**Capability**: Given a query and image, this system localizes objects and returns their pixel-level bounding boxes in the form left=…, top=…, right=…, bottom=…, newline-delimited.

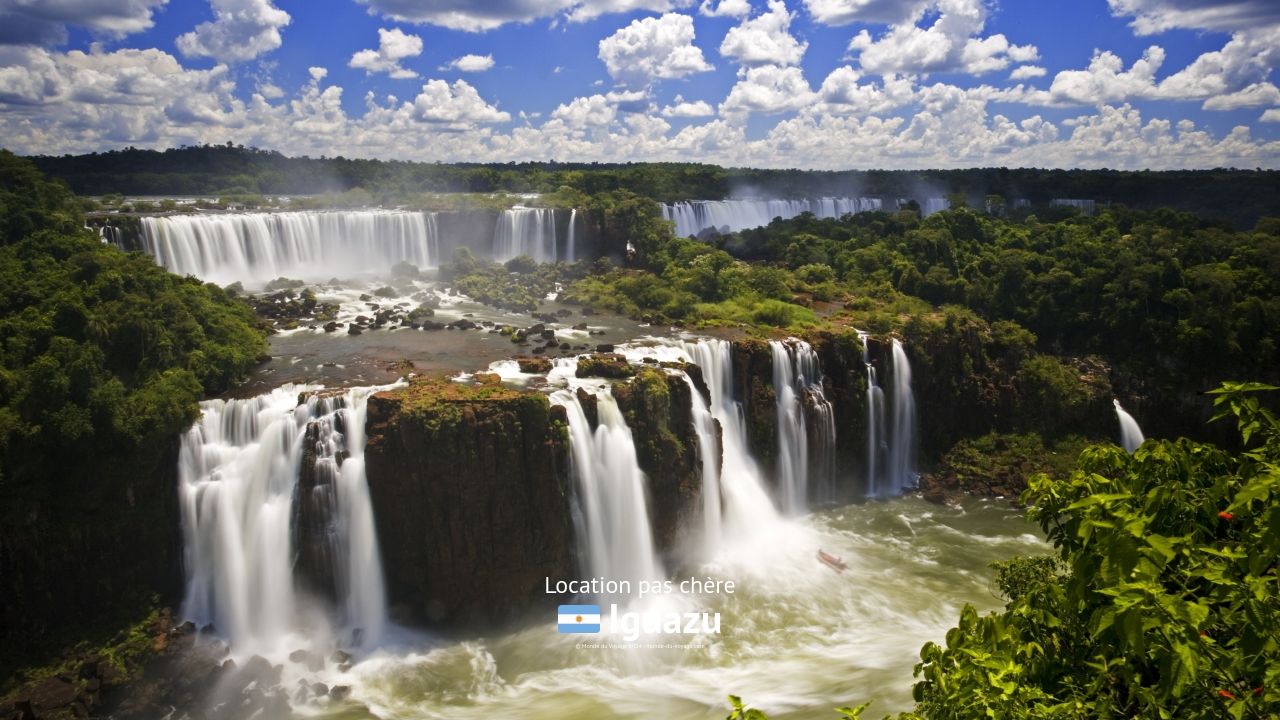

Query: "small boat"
left=817, top=549, right=848, bottom=573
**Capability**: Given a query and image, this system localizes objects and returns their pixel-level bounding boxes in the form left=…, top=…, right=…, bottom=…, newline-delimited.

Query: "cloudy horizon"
left=0, top=0, right=1277, bottom=169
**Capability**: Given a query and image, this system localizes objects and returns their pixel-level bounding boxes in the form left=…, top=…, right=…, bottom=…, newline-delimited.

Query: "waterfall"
left=769, top=339, right=837, bottom=512
left=661, top=197, right=883, bottom=237
left=1114, top=399, right=1146, bottom=454
left=553, top=388, right=663, bottom=595
left=888, top=339, right=918, bottom=494
left=137, top=210, right=440, bottom=285
left=493, top=207, right=558, bottom=263
left=675, top=372, right=723, bottom=550
left=678, top=339, right=780, bottom=536
left=565, top=208, right=576, bottom=262
left=1051, top=198, right=1097, bottom=214
left=921, top=198, right=948, bottom=216
left=177, top=383, right=395, bottom=652
left=859, top=331, right=887, bottom=497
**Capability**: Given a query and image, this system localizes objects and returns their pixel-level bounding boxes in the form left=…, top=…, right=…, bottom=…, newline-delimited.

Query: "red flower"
left=1218, top=689, right=1236, bottom=700
left=1218, top=511, right=1234, bottom=521
left=1254, top=687, right=1264, bottom=697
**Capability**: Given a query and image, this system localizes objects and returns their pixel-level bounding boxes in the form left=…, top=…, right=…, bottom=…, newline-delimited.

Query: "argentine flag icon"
left=558, top=604, right=601, bottom=633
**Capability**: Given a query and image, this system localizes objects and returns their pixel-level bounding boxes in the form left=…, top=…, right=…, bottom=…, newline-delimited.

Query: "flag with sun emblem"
left=557, top=604, right=601, bottom=633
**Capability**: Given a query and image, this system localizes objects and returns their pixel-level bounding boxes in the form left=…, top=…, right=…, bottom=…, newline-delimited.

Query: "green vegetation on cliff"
left=0, top=152, right=267, bottom=678
left=730, top=383, right=1280, bottom=720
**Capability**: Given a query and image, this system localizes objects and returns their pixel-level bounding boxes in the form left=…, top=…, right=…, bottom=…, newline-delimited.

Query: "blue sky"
left=0, top=0, right=1277, bottom=168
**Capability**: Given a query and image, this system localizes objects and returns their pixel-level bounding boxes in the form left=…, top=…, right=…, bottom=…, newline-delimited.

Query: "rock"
left=329, top=686, right=351, bottom=701
left=595, top=344, right=615, bottom=353
left=347, top=326, right=362, bottom=336
left=572, top=323, right=588, bottom=331
left=329, top=650, right=352, bottom=665
left=26, top=676, right=78, bottom=714
left=527, top=324, right=545, bottom=336
left=576, top=353, right=634, bottom=379
left=288, top=649, right=324, bottom=672
left=474, top=372, right=502, bottom=386
left=449, top=319, right=477, bottom=330
left=364, top=378, right=573, bottom=628
left=556, top=309, right=572, bottom=317
left=323, top=322, right=340, bottom=332
left=421, top=321, right=444, bottom=330
left=310, top=682, right=329, bottom=698
left=359, top=294, right=372, bottom=301
left=516, top=357, right=552, bottom=374
left=540, top=329, right=556, bottom=340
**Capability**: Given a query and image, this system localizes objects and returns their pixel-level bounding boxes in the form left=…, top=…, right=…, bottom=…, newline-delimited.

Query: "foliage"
left=906, top=382, right=1280, bottom=719
left=933, top=432, right=1088, bottom=497
left=0, top=155, right=267, bottom=514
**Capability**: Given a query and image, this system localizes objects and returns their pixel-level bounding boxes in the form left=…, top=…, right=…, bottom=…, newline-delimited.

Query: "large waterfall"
left=888, top=339, right=918, bottom=493
left=494, top=207, right=558, bottom=263
left=177, top=383, right=395, bottom=653
left=138, top=211, right=440, bottom=285
left=1114, top=399, right=1146, bottom=453
left=678, top=339, right=781, bottom=544
left=662, top=197, right=882, bottom=237
left=566, top=208, right=577, bottom=263
left=859, top=334, right=917, bottom=497
left=554, top=387, right=664, bottom=595
left=769, top=339, right=836, bottom=511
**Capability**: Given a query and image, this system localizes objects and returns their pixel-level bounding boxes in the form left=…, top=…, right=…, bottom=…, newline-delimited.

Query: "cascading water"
left=677, top=339, right=781, bottom=539
left=888, top=339, right=918, bottom=494
left=921, top=198, right=949, bottom=216
left=137, top=211, right=440, bottom=285
left=769, top=339, right=837, bottom=512
left=553, top=387, right=663, bottom=595
left=1114, top=399, right=1146, bottom=453
left=662, top=197, right=882, bottom=237
left=177, top=383, right=396, bottom=653
left=493, top=207, right=558, bottom=263
left=859, top=331, right=887, bottom=497
left=566, top=208, right=577, bottom=263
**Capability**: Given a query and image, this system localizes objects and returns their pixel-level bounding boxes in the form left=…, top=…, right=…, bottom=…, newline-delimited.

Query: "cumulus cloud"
left=800, top=0, right=927, bottom=25
left=349, top=27, right=423, bottom=79
left=662, top=95, right=715, bottom=116
left=410, top=78, right=510, bottom=126
left=441, top=53, right=495, bottom=72
left=1158, top=30, right=1278, bottom=102
left=1045, top=46, right=1164, bottom=105
left=816, top=66, right=914, bottom=114
left=1107, top=0, right=1280, bottom=35
left=1202, top=82, right=1280, bottom=110
left=354, top=0, right=694, bottom=32
left=0, top=0, right=169, bottom=45
left=1009, top=65, right=1046, bottom=80
left=847, top=0, right=1038, bottom=77
left=1260, top=108, right=1280, bottom=122
left=176, top=0, right=290, bottom=63
left=719, top=0, right=807, bottom=66
left=699, top=0, right=751, bottom=18
left=598, top=13, right=712, bottom=88
left=721, top=64, right=815, bottom=116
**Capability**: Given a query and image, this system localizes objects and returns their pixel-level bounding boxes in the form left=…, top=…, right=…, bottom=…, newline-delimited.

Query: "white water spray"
left=178, top=383, right=395, bottom=653
left=494, top=207, right=558, bottom=263
left=1114, top=399, right=1146, bottom=454
left=553, top=388, right=664, bottom=595
left=888, top=339, right=918, bottom=494
left=138, top=211, right=440, bottom=285
left=769, top=339, right=837, bottom=512
left=661, top=198, right=882, bottom=237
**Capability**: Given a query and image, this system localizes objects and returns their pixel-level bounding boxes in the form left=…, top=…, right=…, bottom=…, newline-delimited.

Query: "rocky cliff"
left=363, top=377, right=573, bottom=628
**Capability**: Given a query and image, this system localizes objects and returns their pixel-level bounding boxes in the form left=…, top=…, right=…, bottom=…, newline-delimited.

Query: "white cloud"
left=662, top=95, right=715, bottom=116
left=1260, top=108, right=1280, bottom=122
left=1107, top=0, right=1280, bottom=35
left=598, top=13, right=712, bottom=88
left=1158, top=30, right=1278, bottom=101
left=1044, top=46, right=1164, bottom=105
left=1009, top=65, right=1046, bottom=80
left=800, top=0, right=926, bottom=25
left=176, top=0, right=290, bottom=63
left=816, top=66, right=914, bottom=114
left=410, top=78, right=510, bottom=126
left=1202, top=82, right=1280, bottom=110
left=847, top=0, right=1038, bottom=77
left=354, top=0, right=694, bottom=32
left=719, top=0, right=807, bottom=66
left=350, top=27, right=423, bottom=79
left=0, top=0, right=169, bottom=45
left=720, top=64, right=815, bottom=116
left=699, top=0, right=751, bottom=18
left=551, top=94, right=617, bottom=127
left=441, top=53, right=495, bottom=72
